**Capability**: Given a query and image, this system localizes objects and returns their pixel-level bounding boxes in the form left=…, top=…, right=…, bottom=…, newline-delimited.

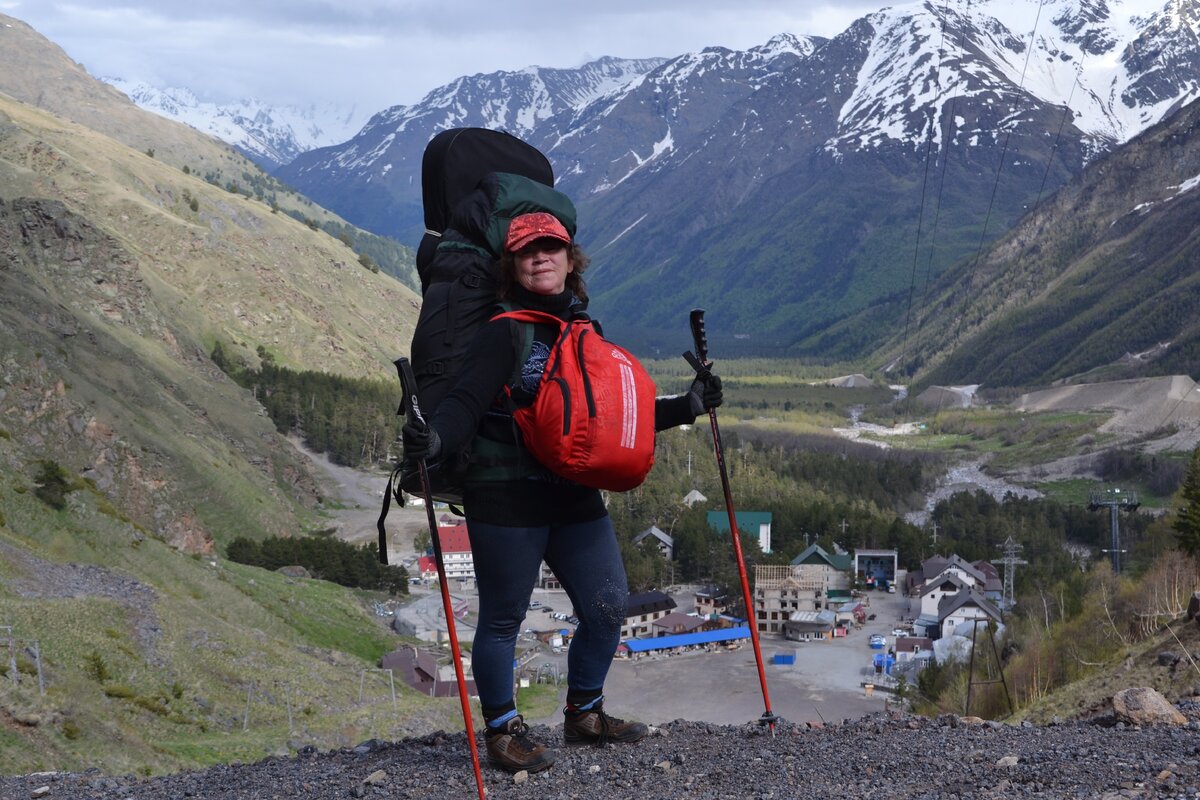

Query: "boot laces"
left=594, top=709, right=625, bottom=746
left=505, top=720, right=539, bottom=754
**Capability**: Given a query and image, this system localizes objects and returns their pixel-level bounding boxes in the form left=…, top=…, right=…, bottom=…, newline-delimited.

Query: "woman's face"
left=513, top=238, right=573, bottom=295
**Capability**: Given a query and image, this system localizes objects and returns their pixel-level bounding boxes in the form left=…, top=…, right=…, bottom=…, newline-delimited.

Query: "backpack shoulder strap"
left=490, top=308, right=566, bottom=329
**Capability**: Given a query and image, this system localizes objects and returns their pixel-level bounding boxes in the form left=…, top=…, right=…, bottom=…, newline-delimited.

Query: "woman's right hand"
left=402, top=422, right=441, bottom=461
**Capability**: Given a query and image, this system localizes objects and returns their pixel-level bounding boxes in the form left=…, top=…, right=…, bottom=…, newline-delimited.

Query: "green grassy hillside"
left=0, top=446, right=460, bottom=775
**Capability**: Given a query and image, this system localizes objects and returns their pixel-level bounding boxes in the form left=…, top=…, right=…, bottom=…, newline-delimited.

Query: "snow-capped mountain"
left=278, top=0, right=1200, bottom=355
left=275, top=55, right=666, bottom=242
left=104, top=79, right=370, bottom=170
left=829, top=0, right=1200, bottom=151
left=536, top=34, right=820, bottom=198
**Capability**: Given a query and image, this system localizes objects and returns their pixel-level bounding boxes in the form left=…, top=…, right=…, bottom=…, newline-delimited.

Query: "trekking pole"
left=395, top=357, right=486, bottom=800
left=683, top=309, right=778, bottom=732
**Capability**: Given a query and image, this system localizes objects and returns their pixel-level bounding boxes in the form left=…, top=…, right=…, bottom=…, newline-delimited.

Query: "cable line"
left=909, top=0, right=971, bottom=381
left=900, top=1, right=953, bottom=367
left=948, top=0, right=1048, bottom=349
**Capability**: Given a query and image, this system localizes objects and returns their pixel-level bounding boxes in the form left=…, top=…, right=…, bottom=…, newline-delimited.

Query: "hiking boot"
left=484, top=716, right=555, bottom=773
left=563, top=702, right=648, bottom=746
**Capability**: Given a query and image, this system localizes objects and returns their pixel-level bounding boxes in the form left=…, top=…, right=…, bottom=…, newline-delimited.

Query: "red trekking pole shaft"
left=684, top=311, right=777, bottom=730
left=396, top=358, right=486, bottom=800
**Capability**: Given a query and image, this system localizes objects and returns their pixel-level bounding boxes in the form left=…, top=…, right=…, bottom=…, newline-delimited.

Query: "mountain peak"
left=752, top=32, right=821, bottom=59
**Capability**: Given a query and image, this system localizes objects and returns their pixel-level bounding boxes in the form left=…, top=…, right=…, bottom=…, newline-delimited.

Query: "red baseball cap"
left=505, top=212, right=572, bottom=253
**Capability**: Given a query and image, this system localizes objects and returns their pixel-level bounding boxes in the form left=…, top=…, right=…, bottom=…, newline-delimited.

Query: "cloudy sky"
left=5, top=0, right=888, bottom=114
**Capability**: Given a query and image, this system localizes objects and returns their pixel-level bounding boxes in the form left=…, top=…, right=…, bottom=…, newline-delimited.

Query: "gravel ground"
left=7, top=708, right=1200, bottom=800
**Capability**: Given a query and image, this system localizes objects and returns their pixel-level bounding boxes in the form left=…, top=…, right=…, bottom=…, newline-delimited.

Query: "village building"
left=939, top=591, right=1003, bottom=639
left=908, top=553, right=1007, bottom=639
left=972, top=560, right=1004, bottom=603
left=621, top=590, right=678, bottom=639
left=707, top=510, right=773, bottom=554
left=633, top=525, right=673, bottom=559
left=617, top=627, right=750, bottom=660
left=906, top=554, right=992, bottom=595
left=753, top=566, right=821, bottom=635
left=782, top=609, right=837, bottom=642
left=894, top=635, right=935, bottom=663
left=681, top=489, right=708, bottom=508
left=790, top=544, right=853, bottom=597
left=649, top=611, right=708, bottom=637
left=919, top=573, right=970, bottom=619
left=433, top=520, right=475, bottom=583
left=694, top=585, right=729, bottom=618
left=853, top=548, right=898, bottom=588
left=380, top=647, right=478, bottom=698
left=834, top=601, right=867, bottom=628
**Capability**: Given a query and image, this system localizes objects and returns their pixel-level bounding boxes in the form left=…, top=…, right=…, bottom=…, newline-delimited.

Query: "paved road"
left=529, top=587, right=917, bottom=727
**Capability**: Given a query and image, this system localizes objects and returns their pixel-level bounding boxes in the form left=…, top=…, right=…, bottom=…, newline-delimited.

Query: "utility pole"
left=997, top=537, right=1027, bottom=611
left=929, top=521, right=939, bottom=546
left=840, top=518, right=849, bottom=537
left=2, top=626, right=16, bottom=687
left=1088, top=487, right=1139, bottom=574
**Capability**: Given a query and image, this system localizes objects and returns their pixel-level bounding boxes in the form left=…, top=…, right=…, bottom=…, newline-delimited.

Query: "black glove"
left=402, top=421, right=441, bottom=462
left=687, top=372, right=723, bottom=416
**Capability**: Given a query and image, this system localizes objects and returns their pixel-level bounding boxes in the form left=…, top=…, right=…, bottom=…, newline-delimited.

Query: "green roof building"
left=707, top=510, right=772, bottom=554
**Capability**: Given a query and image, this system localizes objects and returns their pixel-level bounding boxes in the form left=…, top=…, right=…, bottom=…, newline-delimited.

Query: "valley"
left=1, top=2, right=1199, bottom=789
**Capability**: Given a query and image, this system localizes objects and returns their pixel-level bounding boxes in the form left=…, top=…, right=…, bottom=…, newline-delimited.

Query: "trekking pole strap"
left=395, top=356, right=486, bottom=799
left=376, top=465, right=402, bottom=565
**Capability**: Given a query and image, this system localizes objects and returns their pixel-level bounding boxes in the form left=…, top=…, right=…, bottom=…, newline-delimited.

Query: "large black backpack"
left=378, top=129, right=575, bottom=561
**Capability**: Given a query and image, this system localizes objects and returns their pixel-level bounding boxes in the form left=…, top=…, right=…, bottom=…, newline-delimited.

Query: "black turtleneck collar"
left=507, top=284, right=587, bottom=320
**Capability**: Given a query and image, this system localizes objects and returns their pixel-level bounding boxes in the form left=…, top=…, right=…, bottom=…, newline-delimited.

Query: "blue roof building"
left=621, top=626, right=751, bottom=655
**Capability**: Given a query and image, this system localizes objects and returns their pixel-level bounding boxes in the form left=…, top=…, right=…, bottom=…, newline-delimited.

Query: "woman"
left=403, top=211, right=722, bottom=773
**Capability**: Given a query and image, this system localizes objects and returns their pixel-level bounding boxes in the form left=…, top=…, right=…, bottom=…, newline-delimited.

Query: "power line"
left=908, top=0, right=970, bottom=385
left=900, top=0, right=953, bottom=365
left=949, top=0, right=1049, bottom=348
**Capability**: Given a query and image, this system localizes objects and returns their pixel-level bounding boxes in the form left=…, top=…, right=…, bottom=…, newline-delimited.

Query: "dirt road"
left=287, top=437, right=427, bottom=563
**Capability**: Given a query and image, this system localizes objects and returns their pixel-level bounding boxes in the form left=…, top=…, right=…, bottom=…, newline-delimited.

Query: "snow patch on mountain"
left=103, top=78, right=369, bottom=168
left=827, top=0, right=1199, bottom=155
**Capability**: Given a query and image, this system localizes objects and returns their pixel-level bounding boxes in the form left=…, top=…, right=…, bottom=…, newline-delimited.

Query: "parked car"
left=528, top=601, right=544, bottom=609
left=869, top=634, right=886, bottom=649
left=567, top=615, right=580, bottom=625
left=540, top=607, right=554, bottom=614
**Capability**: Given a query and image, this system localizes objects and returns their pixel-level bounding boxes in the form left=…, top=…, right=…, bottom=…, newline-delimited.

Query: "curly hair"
left=498, top=244, right=590, bottom=301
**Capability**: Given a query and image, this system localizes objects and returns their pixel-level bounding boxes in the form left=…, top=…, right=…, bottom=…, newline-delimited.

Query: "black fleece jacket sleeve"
left=655, top=393, right=698, bottom=431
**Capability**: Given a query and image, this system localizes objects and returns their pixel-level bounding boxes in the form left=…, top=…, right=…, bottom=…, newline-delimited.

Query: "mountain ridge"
left=102, top=78, right=370, bottom=171
left=273, top=0, right=1200, bottom=360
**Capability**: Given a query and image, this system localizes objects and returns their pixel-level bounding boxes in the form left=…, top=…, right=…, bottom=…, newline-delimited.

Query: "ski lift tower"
left=1088, top=487, right=1139, bottom=574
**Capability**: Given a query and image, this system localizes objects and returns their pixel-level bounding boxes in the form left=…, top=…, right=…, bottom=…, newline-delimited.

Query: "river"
left=830, top=401, right=1040, bottom=527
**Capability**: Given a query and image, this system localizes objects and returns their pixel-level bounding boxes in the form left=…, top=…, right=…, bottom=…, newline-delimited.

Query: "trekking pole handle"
left=689, top=308, right=709, bottom=366
left=394, top=357, right=427, bottom=428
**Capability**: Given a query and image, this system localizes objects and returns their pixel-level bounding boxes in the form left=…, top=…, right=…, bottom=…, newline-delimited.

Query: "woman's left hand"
left=687, top=372, right=723, bottom=415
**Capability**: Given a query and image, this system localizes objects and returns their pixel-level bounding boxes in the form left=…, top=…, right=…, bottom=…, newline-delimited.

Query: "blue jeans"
left=465, top=514, right=628, bottom=710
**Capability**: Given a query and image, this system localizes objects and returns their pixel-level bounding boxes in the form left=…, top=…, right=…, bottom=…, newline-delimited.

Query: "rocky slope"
left=4, top=706, right=1199, bottom=800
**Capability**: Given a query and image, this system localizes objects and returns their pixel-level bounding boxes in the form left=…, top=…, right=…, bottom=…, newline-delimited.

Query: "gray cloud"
left=12, top=0, right=1159, bottom=113
left=8, top=0, right=888, bottom=109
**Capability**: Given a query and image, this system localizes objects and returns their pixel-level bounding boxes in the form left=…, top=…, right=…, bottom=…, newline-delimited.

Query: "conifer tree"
left=1174, top=445, right=1200, bottom=557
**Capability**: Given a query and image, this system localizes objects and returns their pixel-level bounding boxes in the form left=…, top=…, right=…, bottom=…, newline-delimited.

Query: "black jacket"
left=430, top=284, right=695, bottom=526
